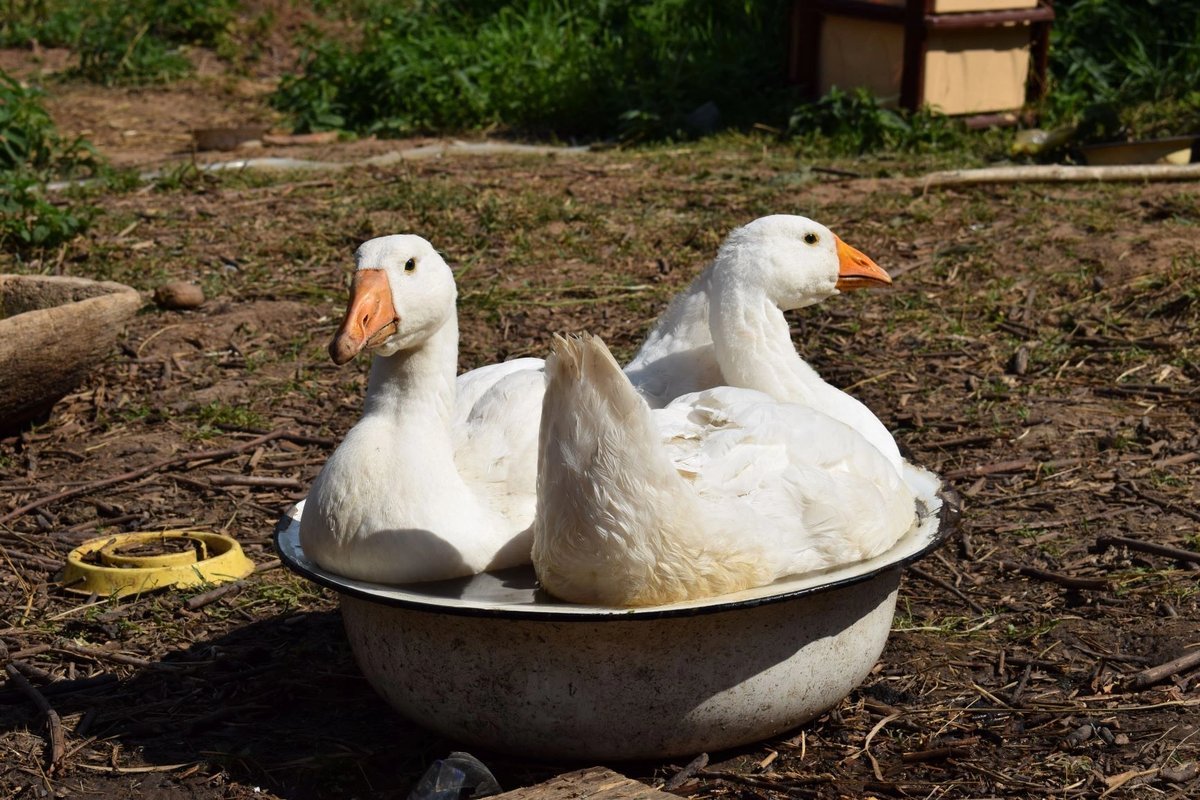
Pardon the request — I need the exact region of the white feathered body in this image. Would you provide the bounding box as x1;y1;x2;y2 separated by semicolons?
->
534;335;924;607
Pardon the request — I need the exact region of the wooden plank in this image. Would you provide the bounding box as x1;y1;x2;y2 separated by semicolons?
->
492;767;677;800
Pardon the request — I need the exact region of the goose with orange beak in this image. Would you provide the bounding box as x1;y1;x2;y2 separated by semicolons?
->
626;215;903;471
300;235;544;584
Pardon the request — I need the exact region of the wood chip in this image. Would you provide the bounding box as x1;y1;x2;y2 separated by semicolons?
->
491;767;678;800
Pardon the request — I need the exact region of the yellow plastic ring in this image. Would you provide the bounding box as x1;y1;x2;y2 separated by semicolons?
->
99;532;210;568
61;531;255;597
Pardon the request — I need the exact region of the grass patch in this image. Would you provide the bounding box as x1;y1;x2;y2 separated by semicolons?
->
274;0;793;139
787;88;970;156
193;401;267;433
2;0;237;84
270;0;1197;155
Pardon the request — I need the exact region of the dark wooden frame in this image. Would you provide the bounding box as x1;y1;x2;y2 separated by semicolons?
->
788;0;1055;114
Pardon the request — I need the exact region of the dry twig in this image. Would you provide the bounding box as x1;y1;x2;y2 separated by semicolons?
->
4;663;65;773
0;430;324;527
1131;649;1200;690
997;560;1108;591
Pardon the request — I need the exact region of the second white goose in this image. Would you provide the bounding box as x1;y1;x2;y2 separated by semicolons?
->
534;333;933;607
625;215;902;469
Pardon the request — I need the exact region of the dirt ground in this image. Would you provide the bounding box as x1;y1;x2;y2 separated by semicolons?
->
2;55;1199;800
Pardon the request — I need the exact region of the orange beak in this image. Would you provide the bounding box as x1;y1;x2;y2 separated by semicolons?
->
834;235;892;290
328;269;399;365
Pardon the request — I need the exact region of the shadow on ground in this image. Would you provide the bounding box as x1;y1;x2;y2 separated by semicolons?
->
9;612;452;799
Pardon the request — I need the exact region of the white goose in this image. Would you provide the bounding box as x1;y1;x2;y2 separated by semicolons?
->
625;215;902;469
299;235;541;583
534;334;936;607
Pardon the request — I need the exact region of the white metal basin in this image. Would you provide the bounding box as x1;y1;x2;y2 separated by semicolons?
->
275;491;954;760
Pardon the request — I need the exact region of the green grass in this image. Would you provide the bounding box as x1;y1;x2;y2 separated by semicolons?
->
274;0;794;139
193;401;267;433
271;0;1199;153
787;87;972;156
1;0;236;85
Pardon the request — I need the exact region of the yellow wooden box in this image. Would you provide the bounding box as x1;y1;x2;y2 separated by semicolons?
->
818;14;1035;115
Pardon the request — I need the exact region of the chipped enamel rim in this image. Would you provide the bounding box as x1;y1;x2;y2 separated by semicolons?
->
274;490;957;621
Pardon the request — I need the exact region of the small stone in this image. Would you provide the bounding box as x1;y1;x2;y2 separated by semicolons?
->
154;281;205;309
1007;346;1029;376
1063;723;1093;749
1159;762;1198;783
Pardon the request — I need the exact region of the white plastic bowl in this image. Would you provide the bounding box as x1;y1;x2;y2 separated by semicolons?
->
275;491;955;760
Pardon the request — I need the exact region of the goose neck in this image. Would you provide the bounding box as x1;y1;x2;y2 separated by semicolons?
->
363;316;458;423
711;276;842;407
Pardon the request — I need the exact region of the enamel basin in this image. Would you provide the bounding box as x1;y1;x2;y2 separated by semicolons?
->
275;491;955;760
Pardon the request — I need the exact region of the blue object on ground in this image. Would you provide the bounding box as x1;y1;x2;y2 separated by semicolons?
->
407;751;502;800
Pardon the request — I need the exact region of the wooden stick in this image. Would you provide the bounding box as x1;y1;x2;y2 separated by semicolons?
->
208;474;305;490
1009;663;1033;706
900;737;979;763
943;457;1082;481
907;565;986;614
4;663;65;773
63;512;143;535
922;163;1200;189
1130;649;1200;689
54;641;165;670
0;674;118;704
182;579;249;611
0;430;316;526
182;559;281;611
1096;536;1200;565
996;560;1108;591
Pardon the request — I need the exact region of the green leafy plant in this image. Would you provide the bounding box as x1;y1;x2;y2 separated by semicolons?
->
1045;0;1200;139
787;87;967;155
0;0;83;47
73;0;237;85
0;70;96;173
0;169;93;251
0;69;100;253
2;0;237;84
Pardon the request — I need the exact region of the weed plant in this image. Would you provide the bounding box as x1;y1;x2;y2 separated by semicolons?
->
77;0;236;85
0;70;99;252
787;88;969;156
1;0;236;84
0;0;82;47
1046;0;1200;139
273;0;1198;152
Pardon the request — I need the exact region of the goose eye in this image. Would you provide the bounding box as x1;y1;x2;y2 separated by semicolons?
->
404;258;416;271
803;233;819;245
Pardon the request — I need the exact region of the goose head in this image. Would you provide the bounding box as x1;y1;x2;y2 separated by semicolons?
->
715;215;891;310
328;234;457;364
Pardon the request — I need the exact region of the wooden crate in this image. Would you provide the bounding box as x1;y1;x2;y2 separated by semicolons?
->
873;0;1038;11
818;15;1033;114
790;1;1055;119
